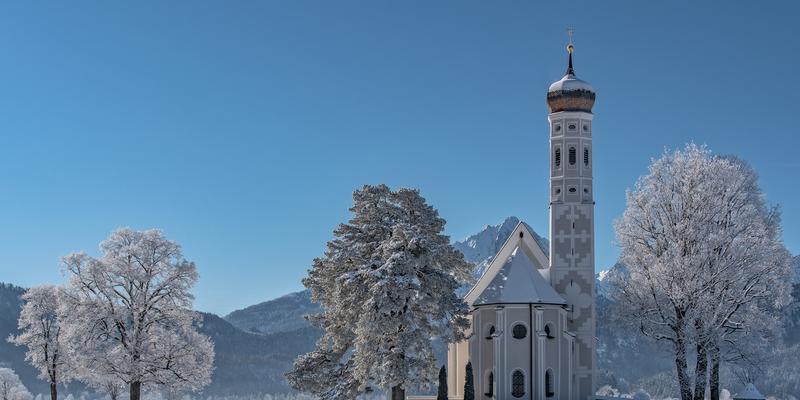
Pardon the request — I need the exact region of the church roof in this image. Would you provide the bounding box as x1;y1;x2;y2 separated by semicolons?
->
465;221;565;307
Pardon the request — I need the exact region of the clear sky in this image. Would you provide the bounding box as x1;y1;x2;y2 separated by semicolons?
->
1;1;798;315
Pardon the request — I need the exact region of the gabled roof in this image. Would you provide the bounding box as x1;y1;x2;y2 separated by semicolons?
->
465;221;564;306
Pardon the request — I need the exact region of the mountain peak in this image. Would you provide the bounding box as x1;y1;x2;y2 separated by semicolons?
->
453;216;548;278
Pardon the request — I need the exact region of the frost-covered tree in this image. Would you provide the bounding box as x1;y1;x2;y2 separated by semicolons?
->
0;368;33;400
87;376;125;400
611;144;792;400
688;156;791;400
59;228;215;400
436;365;447;400
8;285;72;400
286;185;473;400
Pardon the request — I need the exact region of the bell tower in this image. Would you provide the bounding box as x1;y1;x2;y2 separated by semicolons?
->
546;33;596;400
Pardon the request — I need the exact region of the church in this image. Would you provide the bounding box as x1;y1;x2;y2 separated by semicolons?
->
445;40;597;400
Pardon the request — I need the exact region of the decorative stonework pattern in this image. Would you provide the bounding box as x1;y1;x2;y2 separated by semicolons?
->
553;270;593;331
551;205;593;269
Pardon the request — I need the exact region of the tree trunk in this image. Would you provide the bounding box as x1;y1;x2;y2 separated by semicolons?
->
49;383;57;400
130;381;141;400
674;333;693;400
392;385;405;400
693;340;708;400
709;343;721;400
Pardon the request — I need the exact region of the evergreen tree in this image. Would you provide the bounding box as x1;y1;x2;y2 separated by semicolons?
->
287;185;474;400
436;365;447;400
463;362;474;400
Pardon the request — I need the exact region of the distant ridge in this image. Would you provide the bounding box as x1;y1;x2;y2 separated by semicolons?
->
225;290;321;335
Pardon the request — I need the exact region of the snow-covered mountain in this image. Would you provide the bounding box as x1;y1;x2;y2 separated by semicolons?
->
452;216;549;278
226;290;321;335
793;255;800;284
595;262;628;299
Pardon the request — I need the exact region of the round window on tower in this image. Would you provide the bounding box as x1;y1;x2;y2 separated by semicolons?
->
512;324;527;339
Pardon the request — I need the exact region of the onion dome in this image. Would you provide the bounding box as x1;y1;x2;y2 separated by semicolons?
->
547;43;595;113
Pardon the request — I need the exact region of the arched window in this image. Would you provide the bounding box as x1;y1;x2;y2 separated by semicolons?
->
511;370;525;398
512;324;527;339
568;147;576;165
485;325;495;340
554;148;561;168
484;371;494;398
584;148;590;167
544;323;555;339
545;369;555;397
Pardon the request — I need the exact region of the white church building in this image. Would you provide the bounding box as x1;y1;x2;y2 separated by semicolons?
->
445;41;597;400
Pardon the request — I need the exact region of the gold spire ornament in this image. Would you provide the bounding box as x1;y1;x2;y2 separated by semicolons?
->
566;27;575;53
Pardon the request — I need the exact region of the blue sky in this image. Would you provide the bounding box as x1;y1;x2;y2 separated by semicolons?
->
1;1;798;315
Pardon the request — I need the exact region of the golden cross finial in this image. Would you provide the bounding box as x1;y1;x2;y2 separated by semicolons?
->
566;27;575;54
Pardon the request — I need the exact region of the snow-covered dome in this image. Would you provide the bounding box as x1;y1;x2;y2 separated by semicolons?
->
547;43;596;113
